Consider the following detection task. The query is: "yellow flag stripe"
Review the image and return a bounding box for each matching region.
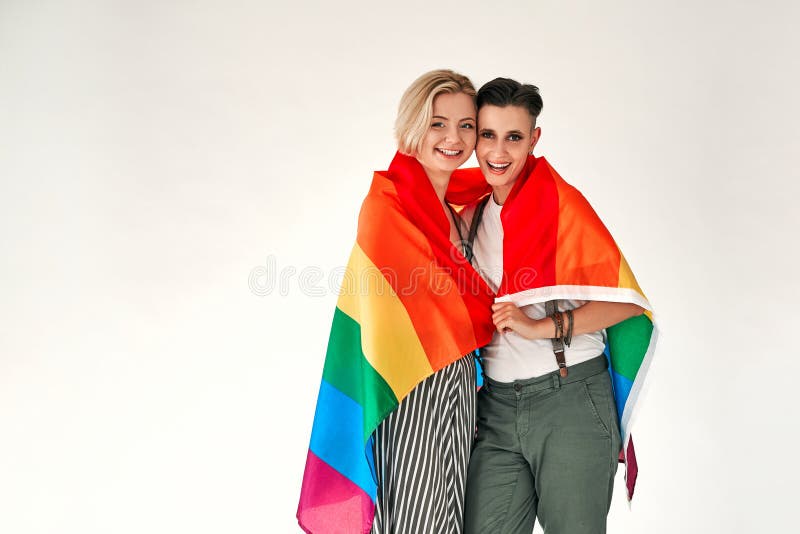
[336,244,434,399]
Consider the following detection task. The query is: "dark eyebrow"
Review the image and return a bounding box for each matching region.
[478,127,525,137]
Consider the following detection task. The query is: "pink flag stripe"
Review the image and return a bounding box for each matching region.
[297,450,375,534]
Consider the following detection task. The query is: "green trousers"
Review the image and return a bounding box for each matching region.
[464,355,622,534]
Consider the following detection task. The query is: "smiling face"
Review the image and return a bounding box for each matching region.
[415,91,477,182]
[476,104,541,204]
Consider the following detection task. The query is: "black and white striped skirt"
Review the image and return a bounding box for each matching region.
[371,353,476,534]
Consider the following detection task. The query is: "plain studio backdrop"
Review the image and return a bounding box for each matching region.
[2,1,799,532]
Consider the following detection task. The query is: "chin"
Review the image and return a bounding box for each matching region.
[487,179,512,189]
[440,161,464,173]
[481,172,510,188]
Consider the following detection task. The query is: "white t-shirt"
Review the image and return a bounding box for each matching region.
[464,195,606,382]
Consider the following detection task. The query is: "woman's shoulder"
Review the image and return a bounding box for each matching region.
[359,171,403,215]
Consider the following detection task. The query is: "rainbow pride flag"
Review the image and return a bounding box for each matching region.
[454,155,657,500]
[297,153,496,533]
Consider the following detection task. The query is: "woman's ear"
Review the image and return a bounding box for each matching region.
[529,126,542,154]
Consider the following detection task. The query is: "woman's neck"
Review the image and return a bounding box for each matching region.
[492,183,514,205]
[421,165,450,203]
[421,165,462,246]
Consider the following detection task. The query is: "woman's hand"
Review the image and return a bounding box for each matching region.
[491,300,644,341]
[491,302,547,340]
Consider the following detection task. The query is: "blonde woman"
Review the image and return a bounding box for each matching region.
[297,70,495,534]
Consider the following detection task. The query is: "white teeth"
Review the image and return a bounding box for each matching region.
[438,148,461,156]
[488,161,511,169]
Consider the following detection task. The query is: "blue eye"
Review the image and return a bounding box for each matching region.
[460,122,475,129]
[480,132,494,139]
[508,134,522,142]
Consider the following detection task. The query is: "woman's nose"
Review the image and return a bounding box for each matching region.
[444,126,460,142]
[489,140,506,155]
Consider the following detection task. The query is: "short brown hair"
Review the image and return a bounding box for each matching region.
[395,69,476,155]
[477,77,543,126]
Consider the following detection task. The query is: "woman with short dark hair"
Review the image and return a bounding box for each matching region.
[461,77,657,534]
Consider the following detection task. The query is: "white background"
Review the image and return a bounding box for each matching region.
[2,1,799,532]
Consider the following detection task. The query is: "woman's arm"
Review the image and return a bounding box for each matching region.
[491,300,644,340]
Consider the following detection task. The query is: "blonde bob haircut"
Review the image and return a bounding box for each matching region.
[395,69,476,156]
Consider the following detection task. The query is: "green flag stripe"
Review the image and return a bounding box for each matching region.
[323,308,399,439]
[606,314,653,380]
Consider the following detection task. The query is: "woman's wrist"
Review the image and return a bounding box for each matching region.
[538,317,555,340]
[518,316,550,340]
